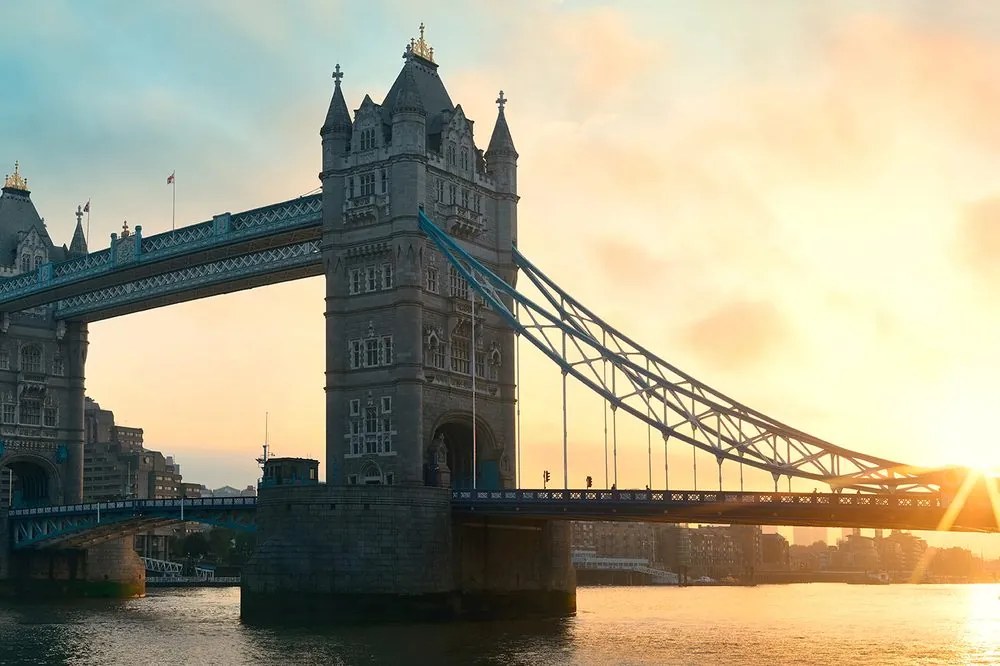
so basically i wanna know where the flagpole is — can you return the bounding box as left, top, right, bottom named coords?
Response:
left=86, top=207, right=90, bottom=245
left=172, top=175, right=176, bottom=230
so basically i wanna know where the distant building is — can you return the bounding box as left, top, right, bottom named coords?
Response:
left=208, top=484, right=257, bottom=498
left=760, top=533, right=790, bottom=571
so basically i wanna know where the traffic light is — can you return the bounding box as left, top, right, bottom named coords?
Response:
left=586, top=475, right=593, bottom=489
left=543, top=470, right=550, bottom=487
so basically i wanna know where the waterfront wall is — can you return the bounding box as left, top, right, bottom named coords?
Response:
left=242, top=484, right=576, bottom=623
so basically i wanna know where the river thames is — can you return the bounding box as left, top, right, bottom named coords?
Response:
left=1, top=584, right=998, bottom=665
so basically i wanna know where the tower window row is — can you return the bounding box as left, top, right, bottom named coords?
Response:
left=1, top=396, right=57, bottom=427
left=348, top=336, right=394, bottom=369
left=349, top=263, right=393, bottom=295
left=0, top=346, right=63, bottom=375
left=358, top=127, right=377, bottom=151
left=426, top=333, right=500, bottom=381
left=345, top=169, right=389, bottom=199
left=344, top=395, right=395, bottom=456
left=434, top=178, right=482, bottom=212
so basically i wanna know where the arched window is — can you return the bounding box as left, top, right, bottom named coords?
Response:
left=20, top=255, right=29, bottom=273
left=20, top=346, right=41, bottom=373
left=361, top=461, right=383, bottom=485
left=461, top=147, right=469, bottom=171
left=33, top=255, right=42, bottom=270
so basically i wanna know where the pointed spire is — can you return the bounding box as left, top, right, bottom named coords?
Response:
left=486, top=90, right=517, bottom=158
left=69, top=205, right=87, bottom=256
left=392, top=66, right=425, bottom=116
left=321, top=63, right=352, bottom=135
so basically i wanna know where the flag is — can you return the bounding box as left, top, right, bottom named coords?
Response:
left=83, top=200, right=90, bottom=213
left=167, top=171, right=175, bottom=185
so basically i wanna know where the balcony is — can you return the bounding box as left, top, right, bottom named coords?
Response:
left=343, top=193, right=390, bottom=225
left=441, top=204, right=486, bottom=239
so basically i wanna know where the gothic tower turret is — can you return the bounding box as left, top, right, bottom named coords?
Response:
left=321, top=64, right=352, bottom=173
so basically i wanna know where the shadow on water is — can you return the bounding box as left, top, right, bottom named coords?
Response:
left=0, top=590, right=577, bottom=665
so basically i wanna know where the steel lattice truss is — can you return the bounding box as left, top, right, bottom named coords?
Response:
left=418, top=211, right=940, bottom=493
left=10, top=498, right=257, bottom=549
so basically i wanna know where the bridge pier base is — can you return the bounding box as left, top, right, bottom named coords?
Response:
left=242, top=485, right=575, bottom=624
left=2, top=537, right=144, bottom=599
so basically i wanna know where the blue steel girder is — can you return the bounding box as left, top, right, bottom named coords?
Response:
left=417, top=210, right=938, bottom=493
left=9, top=498, right=257, bottom=549
left=0, top=194, right=322, bottom=316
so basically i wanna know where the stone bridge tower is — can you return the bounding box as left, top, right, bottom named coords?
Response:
left=0, top=163, right=88, bottom=511
left=320, top=27, right=518, bottom=491
left=243, top=29, right=574, bottom=623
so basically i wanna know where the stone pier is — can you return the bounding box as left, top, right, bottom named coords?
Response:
left=1, top=537, right=145, bottom=598
left=241, top=484, right=576, bottom=623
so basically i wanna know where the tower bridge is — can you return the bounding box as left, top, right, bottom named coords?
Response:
left=0, top=28, right=997, bottom=619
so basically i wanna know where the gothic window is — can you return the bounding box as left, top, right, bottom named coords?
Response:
left=425, top=266, right=438, bottom=293
left=462, top=189, right=470, bottom=210
left=349, top=268, right=362, bottom=295
left=52, top=355, right=64, bottom=376
left=474, top=194, right=482, bottom=213
left=33, top=255, right=42, bottom=270
left=20, top=255, right=29, bottom=273
left=461, top=147, right=469, bottom=171
left=350, top=399, right=360, bottom=417
left=380, top=168, right=388, bottom=194
left=1, top=393, right=13, bottom=425
left=348, top=336, right=393, bottom=369
left=448, top=265, right=468, bottom=299
left=360, top=172, right=376, bottom=196
left=475, top=346, right=486, bottom=379
left=365, top=405, right=378, bottom=454
left=349, top=421, right=363, bottom=455
left=44, top=406, right=57, bottom=427
left=19, top=398, right=41, bottom=425
left=365, top=265, right=378, bottom=292
left=381, top=263, right=393, bottom=289
left=449, top=184, right=457, bottom=205
left=345, top=175, right=354, bottom=199
left=20, top=345, right=41, bottom=373
left=349, top=340, right=363, bottom=369
left=436, top=179, right=444, bottom=202
left=428, top=334, right=445, bottom=369
left=447, top=142, right=456, bottom=165
left=380, top=336, right=393, bottom=365
left=380, top=396, right=391, bottom=413
left=451, top=339, right=470, bottom=374
left=359, top=127, right=377, bottom=151
left=0, top=348, right=8, bottom=370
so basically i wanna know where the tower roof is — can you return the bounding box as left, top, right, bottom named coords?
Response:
left=69, top=206, right=88, bottom=256
left=381, top=26, right=454, bottom=127
left=486, top=91, right=518, bottom=158
left=0, top=162, right=60, bottom=266
left=321, top=63, right=352, bottom=135
left=391, top=66, right=425, bottom=116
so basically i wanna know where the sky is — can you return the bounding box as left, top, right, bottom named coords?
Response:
left=2, top=1, right=999, bottom=553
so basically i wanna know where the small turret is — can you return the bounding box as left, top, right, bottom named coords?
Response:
left=69, top=205, right=87, bottom=257
left=390, top=67, right=426, bottom=154
left=321, top=64, right=352, bottom=170
left=485, top=91, right=518, bottom=195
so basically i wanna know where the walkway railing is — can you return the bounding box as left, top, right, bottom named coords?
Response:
left=9, top=496, right=256, bottom=518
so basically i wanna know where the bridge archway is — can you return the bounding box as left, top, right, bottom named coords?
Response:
left=0, top=453, right=61, bottom=509
left=431, top=414, right=500, bottom=491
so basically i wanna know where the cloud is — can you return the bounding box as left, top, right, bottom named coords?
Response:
left=680, top=300, right=791, bottom=369
left=956, top=196, right=1000, bottom=282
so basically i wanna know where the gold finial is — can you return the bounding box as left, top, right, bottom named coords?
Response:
left=405, top=23, right=435, bottom=63
left=121, top=220, right=131, bottom=238
left=3, top=161, right=28, bottom=191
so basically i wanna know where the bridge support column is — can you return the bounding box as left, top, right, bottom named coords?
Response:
left=2, top=537, right=144, bottom=599
left=61, top=321, right=88, bottom=504
left=453, top=517, right=576, bottom=618
left=242, top=485, right=576, bottom=623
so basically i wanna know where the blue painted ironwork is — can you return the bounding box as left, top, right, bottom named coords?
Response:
left=0, top=194, right=322, bottom=311
left=418, top=210, right=939, bottom=493
left=55, top=239, right=321, bottom=319
left=9, top=497, right=256, bottom=548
